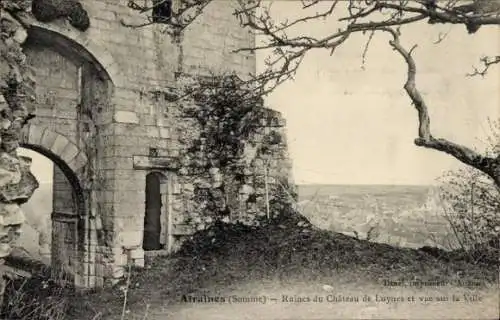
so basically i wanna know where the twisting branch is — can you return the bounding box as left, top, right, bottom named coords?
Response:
left=132, top=0, right=500, bottom=186
left=385, top=28, right=499, bottom=187
left=231, top=0, right=500, bottom=187
left=274, top=0, right=339, bottom=34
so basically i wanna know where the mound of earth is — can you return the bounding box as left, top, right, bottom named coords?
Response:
left=137, top=212, right=498, bottom=295
left=68, top=212, right=497, bottom=319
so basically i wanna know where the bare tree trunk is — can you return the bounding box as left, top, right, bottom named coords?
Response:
left=386, top=29, right=500, bottom=189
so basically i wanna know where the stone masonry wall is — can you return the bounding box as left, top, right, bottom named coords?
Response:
left=4, top=0, right=291, bottom=287
left=133, top=79, right=295, bottom=253
left=21, top=30, right=111, bottom=287
left=169, top=103, right=294, bottom=252
left=85, top=0, right=260, bottom=282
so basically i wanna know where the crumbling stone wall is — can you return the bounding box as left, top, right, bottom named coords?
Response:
left=0, top=0, right=40, bottom=292
left=1, top=0, right=111, bottom=288
left=142, top=75, right=294, bottom=252
left=80, top=0, right=264, bottom=284
left=0, top=0, right=293, bottom=288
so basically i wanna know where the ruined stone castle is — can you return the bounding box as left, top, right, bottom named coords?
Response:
left=1, top=0, right=293, bottom=288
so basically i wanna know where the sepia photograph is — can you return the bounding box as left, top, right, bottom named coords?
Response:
left=0, top=0, right=498, bottom=319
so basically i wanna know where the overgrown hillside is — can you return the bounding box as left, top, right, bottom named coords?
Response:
left=65, top=212, right=498, bottom=319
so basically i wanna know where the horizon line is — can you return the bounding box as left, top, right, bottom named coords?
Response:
left=296, top=183, right=435, bottom=186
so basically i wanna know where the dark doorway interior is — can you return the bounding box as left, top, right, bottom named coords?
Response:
left=143, top=173, right=163, bottom=250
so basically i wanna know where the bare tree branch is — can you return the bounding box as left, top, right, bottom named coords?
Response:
left=133, top=0, right=500, bottom=186
left=381, top=28, right=499, bottom=187
left=433, top=27, right=452, bottom=44
left=231, top=0, right=500, bottom=187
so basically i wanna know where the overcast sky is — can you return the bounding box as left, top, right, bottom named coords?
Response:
left=20, top=2, right=500, bottom=186
left=259, top=2, right=499, bottom=185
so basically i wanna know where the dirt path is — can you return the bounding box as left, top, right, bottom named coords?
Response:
left=112, top=280, right=499, bottom=320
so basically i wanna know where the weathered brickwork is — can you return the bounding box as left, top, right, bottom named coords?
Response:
left=9, top=0, right=291, bottom=288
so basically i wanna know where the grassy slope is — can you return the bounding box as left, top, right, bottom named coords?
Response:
left=67, top=214, right=498, bottom=320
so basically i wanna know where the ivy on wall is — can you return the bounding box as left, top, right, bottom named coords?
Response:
left=181, top=75, right=265, bottom=169
left=170, top=74, right=294, bottom=230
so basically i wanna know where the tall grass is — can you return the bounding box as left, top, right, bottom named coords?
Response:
left=2, top=275, right=71, bottom=319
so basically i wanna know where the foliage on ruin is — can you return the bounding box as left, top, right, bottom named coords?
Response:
left=179, top=75, right=266, bottom=170
left=172, top=74, right=293, bottom=230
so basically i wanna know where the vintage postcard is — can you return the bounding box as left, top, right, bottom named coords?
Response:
left=0, top=0, right=498, bottom=319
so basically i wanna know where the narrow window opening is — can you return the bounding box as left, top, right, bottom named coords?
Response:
left=143, top=173, right=163, bottom=251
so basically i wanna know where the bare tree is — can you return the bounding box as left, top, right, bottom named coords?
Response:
left=134, top=0, right=500, bottom=186
left=127, top=0, right=500, bottom=187
left=232, top=0, right=500, bottom=187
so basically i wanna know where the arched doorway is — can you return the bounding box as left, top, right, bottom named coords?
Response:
left=18, top=142, right=85, bottom=285
left=143, top=172, right=168, bottom=251
left=10, top=21, right=116, bottom=288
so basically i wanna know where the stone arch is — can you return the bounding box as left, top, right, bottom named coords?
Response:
left=20, top=124, right=88, bottom=284
left=20, top=124, right=88, bottom=180
left=24, top=20, right=123, bottom=89
left=20, top=124, right=87, bottom=224
left=19, top=18, right=115, bottom=287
